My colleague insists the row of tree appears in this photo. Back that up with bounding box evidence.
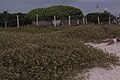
[0,12,31,27]
[86,13,115,24]
[0,5,116,27]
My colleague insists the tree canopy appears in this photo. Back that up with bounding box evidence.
[27,5,84,21]
[0,13,29,27]
[86,13,115,24]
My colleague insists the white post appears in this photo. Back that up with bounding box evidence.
[68,15,71,26]
[5,21,7,28]
[116,17,118,25]
[17,15,19,28]
[83,17,85,25]
[86,18,88,24]
[109,17,111,24]
[54,15,56,27]
[36,14,39,26]
[97,16,100,24]
[77,19,79,25]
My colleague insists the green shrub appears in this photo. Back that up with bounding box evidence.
[0,25,119,80]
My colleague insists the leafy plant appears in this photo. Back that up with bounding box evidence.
[0,25,119,80]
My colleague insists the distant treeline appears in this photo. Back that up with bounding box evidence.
[86,13,115,24]
[0,5,116,27]
[0,12,31,27]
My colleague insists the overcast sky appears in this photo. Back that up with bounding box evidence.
[0,0,120,15]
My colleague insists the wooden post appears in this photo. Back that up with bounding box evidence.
[54,15,56,27]
[36,14,39,26]
[83,17,85,25]
[17,15,19,28]
[97,16,100,24]
[86,18,88,24]
[68,15,71,26]
[77,19,80,25]
[5,21,7,28]
[116,17,118,25]
[109,17,111,24]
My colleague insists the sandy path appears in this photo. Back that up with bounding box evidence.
[86,43,120,57]
[75,42,120,80]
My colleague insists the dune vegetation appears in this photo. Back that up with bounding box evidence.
[0,25,119,80]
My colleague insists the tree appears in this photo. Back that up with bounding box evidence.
[86,13,115,24]
[27,5,84,21]
[86,13,100,24]
[0,12,28,27]
[0,12,9,27]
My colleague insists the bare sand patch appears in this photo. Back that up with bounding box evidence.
[75,42,120,80]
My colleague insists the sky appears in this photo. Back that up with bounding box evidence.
[0,0,120,16]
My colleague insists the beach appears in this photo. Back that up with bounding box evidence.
[76,42,120,80]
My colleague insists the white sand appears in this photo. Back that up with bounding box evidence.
[75,42,120,80]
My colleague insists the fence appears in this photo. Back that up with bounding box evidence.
[1,15,119,28]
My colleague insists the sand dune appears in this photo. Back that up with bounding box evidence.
[75,42,120,80]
